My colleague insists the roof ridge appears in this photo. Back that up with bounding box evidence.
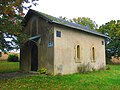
[26,9,107,38]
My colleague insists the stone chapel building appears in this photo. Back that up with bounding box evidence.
[20,9,107,75]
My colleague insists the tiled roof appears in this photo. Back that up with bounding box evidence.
[25,9,107,38]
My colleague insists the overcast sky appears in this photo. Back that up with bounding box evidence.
[31,0,120,26]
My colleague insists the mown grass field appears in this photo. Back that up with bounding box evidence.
[0,62,120,90]
[0,61,19,73]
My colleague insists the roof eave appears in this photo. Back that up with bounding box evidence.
[53,21,107,38]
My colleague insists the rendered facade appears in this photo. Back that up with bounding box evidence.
[20,9,107,75]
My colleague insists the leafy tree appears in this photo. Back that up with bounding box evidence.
[59,16,98,30]
[59,16,68,20]
[97,20,120,59]
[0,0,38,51]
[70,17,98,30]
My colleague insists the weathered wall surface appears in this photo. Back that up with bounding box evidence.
[20,14,106,75]
[54,24,106,75]
[20,15,54,74]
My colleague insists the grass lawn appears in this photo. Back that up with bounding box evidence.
[0,62,120,90]
[0,61,19,73]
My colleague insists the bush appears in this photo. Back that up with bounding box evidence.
[37,68,48,75]
[106,66,110,70]
[7,54,19,62]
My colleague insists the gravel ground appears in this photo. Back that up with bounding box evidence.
[0,72,38,80]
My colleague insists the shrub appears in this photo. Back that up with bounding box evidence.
[7,54,19,62]
[106,66,110,70]
[37,68,48,75]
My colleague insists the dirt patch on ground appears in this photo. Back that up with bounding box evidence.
[111,56,120,64]
[0,72,38,80]
[0,52,19,61]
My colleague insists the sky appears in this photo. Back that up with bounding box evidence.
[31,0,120,27]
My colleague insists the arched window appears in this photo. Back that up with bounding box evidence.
[91,46,96,62]
[30,18,38,36]
[75,44,82,63]
[77,45,80,59]
[32,19,37,36]
[0,52,2,57]
[92,47,95,60]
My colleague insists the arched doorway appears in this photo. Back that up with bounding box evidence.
[31,44,38,71]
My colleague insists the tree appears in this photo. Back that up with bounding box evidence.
[0,0,38,51]
[97,20,120,59]
[59,16,68,20]
[70,17,98,30]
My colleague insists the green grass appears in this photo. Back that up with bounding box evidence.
[0,61,19,73]
[0,64,120,90]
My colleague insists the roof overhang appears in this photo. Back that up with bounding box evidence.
[53,21,108,38]
[28,35,41,41]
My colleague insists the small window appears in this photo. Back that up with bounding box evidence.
[91,46,95,62]
[56,31,61,37]
[102,41,104,45]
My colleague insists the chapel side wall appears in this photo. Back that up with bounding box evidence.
[20,15,54,74]
[54,24,106,75]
